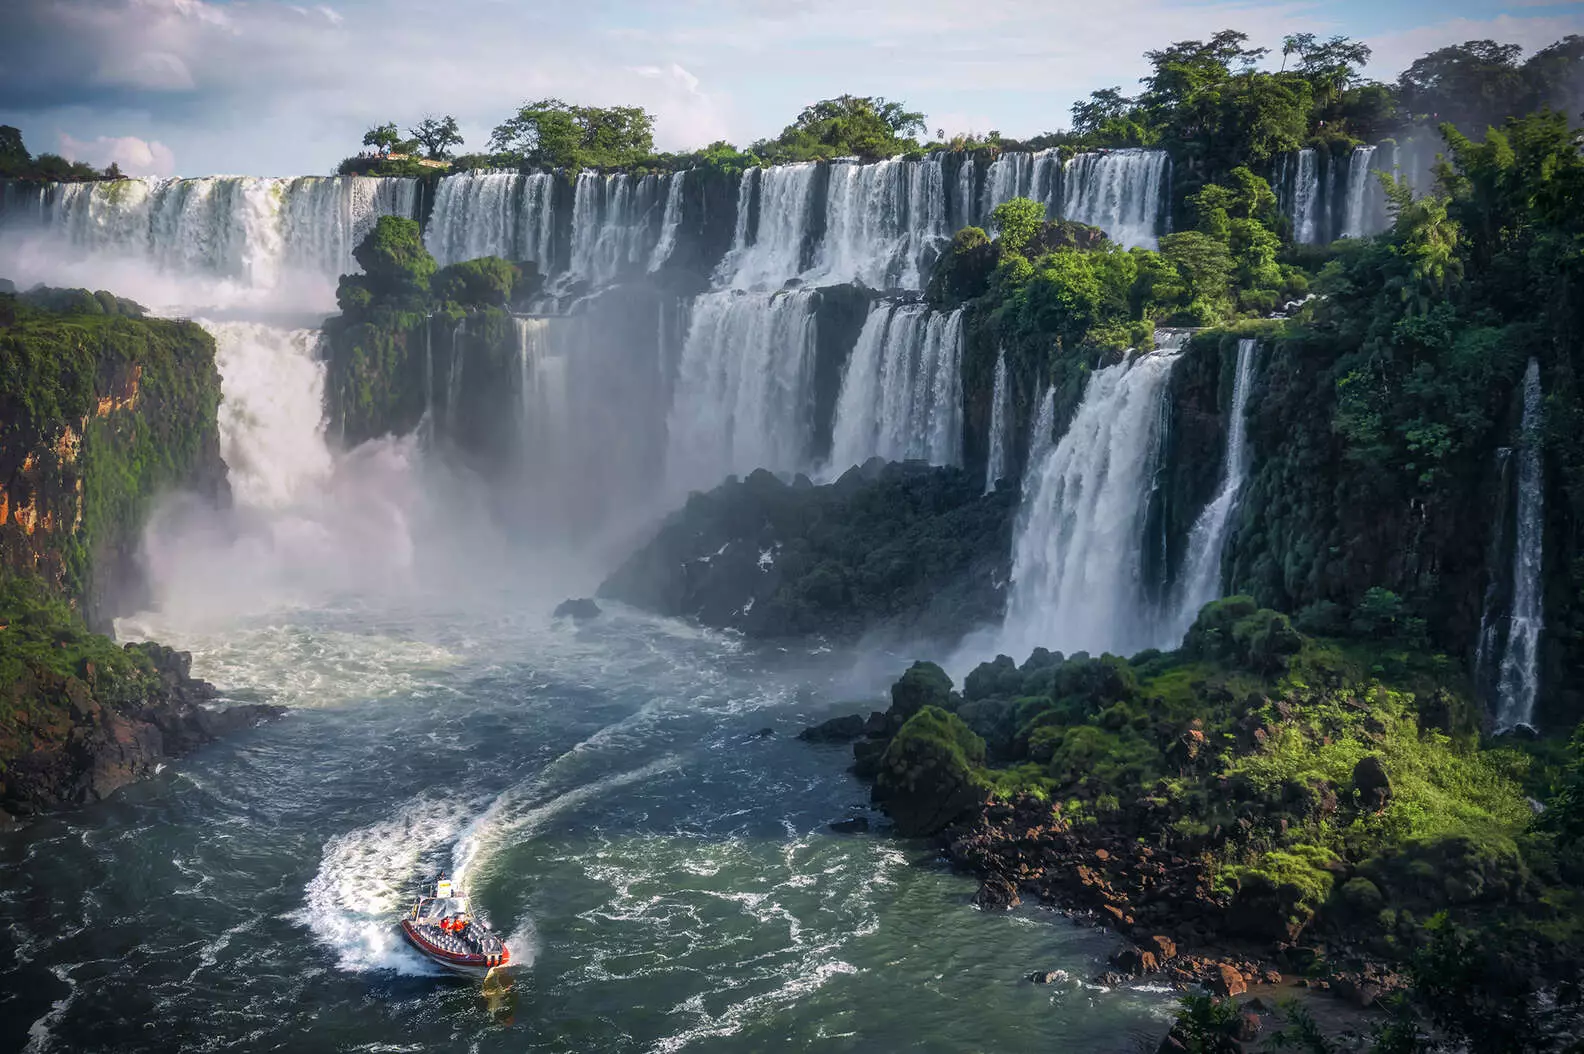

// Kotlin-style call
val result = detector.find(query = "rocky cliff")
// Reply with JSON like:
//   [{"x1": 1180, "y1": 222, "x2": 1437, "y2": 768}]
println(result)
[{"x1": 0, "y1": 287, "x2": 229, "y2": 630}]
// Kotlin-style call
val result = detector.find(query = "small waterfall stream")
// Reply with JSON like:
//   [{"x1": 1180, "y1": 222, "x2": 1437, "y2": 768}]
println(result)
[
  {"x1": 984, "y1": 349, "x2": 1011, "y2": 493},
  {"x1": 1164, "y1": 338, "x2": 1258, "y2": 641},
  {"x1": 1495, "y1": 358, "x2": 1545, "y2": 730}
]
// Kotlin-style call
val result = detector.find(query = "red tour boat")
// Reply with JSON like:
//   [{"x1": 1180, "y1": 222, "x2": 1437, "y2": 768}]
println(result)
[{"x1": 400, "y1": 876, "x2": 511, "y2": 978}]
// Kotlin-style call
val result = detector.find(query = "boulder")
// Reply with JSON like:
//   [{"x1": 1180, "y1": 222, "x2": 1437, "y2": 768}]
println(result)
[
  {"x1": 1029, "y1": 969, "x2": 1068, "y2": 985},
  {"x1": 1352, "y1": 756, "x2": 1392, "y2": 810},
  {"x1": 973, "y1": 874, "x2": 1020, "y2": 910},
  {"x1": 872, "y1": 706, "x2": 987, "y2": 836},
  {"x1": 1111, "y1": 944, "x2": 1160, "y2": 975},
  {"x1": 1147, "y1": 935, "x2": 1178, "y2": 962},
  {"x1": 552, "y1": 597, "x2": 602, "y2": 621},
  {"x1": 1210, "y1": 962, "x2": 1248, "y2": 997}
]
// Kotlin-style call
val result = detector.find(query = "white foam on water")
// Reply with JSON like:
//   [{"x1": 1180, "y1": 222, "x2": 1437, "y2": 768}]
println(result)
[{"x1": 294, "y1": 794, "x2": 477, "y2": 975}]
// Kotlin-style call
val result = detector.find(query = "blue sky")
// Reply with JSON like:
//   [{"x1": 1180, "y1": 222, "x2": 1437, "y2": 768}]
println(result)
[{"x1": 1, "y1": 0, "x2": 1580, "y2": 177}]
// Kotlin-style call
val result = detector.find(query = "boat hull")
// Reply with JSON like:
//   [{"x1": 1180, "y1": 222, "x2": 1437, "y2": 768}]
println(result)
[{"x1": 400, "y1": 919, "x2": 510, "y2": 978}]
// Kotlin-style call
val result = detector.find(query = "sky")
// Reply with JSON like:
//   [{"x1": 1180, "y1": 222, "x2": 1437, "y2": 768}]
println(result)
[{"x1": 1, "y1": 0, "x2": 1581, "y2": 178}]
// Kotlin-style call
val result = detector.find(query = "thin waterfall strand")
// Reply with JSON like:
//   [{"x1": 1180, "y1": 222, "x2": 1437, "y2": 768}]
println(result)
[{"x1": 1495, "y1": 358, "x2": 1545, "y2": 730}]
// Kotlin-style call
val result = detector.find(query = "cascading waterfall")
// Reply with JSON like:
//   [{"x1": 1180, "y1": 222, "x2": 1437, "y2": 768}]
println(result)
[
  {"x1": 814, "y1": 157, "x2": 949, "y2": 289},
  {"x1": 1289, "y1": 149, "x2": 1323, "y2": 245},
  {"x1": 1165, "y1": 338, "x2": 1258, "y2": 641},
  {"x1": 664, "y1": 288, "x2": 819, "y2": 494},
  {"x1": 568, "y1": 172, "x2": 667, "y2": 286},
  {"x1": 1002, "y1": 350, "x2": 1182, "y2": 659},
  {"x1": 5, "y1": 176, "x2": 417, "y2": 290},
  {"x1": 515, "y1": 316, "x2": 570, "y2": 482},
  {"x1": 716, "y1": 164, "x2": 819, "y2": 290},
  {"x1": 826, "y1": 303, "x2": 963, "y2": 473},
  {"x1": 648, "y1": 171, "x2": 686, "y2": 272},
  {"x1": 984, "y1": 349, "x2": 1011, "y2": 493},
  {"x1": 1340, "y1": 146, "x2": 1380, "y2": 240},
  {"x1": 1495, "y1": 358, "x2": 1546, "y2": 731},
  {"x1": 202, "y1": 321, "x2": 334, "y2": 509},
  {"x1": 425, "y1": 172, "x2": 555, "y2": 268},
  {"x1": 981, "y1": 149, "x2": 1062, "y2": 221},
  {"x1": 1061, "y1": 150, "x2": 1169, "y2": 249},
  {"x1": 446, "y1": 318, "x2": 466, "y2": 434}
]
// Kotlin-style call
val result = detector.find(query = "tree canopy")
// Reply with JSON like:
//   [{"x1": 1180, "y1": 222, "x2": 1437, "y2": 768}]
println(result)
[
  {"x1": 488, "y1": 99, "x2": 654, "y2": 169},
  {"x1": 756, "y1": 94, "x2": 927, "y2": 163},
  {"x1": 408, "y1": 115, "x2": 464, "y2": 161}
]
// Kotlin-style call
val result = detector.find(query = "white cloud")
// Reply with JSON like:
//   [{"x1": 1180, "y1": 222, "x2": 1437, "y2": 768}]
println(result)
[
  {"x1": 58, "y1": 133, "x2": 178, "y2": 176},
  {"x1": 4, "y1": 0, "x2": 1580, "y2": 174}
]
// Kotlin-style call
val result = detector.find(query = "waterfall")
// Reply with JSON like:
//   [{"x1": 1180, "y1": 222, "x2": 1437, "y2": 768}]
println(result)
[
  {"x1": 446, "y1": 318, "x2": 465, "y2": 434},
  {"x1": 1002, "y1": 350, "x2": 1182, "y2": 658},
  {"x1": 514, "y1": 316, "x2": 570, "y2": 483},
  {"x1": 425, "y1": 172, "x2": 555, "y2": 268},
  {"x1": 568, "y1": 172, "x2": 666, "y2": 285},
  {"x1": 1289, "y1": 149, "x2": 1323, "y2": 244},
  {"x1": 1340, "y1": 146, "x2": 1379, "y2": 240},
  {"x1": 814, "y1": 157, "x2": 948, "y2": 290},
  {"x1": 1061, "y1": 150, "x2": 1169, "y2": 249},
  {"x1": 980, "y1": 151, "x2": 1034, "y2": 219},
  {"x1": 1165, "y1": 338, "x2": 1258, "y2": 641},
  {"x1": 715, "y1": 164, "x2": 819, "y2": 290},
  {"x1": 201, "y1": 321, "x2": 334, "y2": 510},
  {"x1": 980, "y1": 150, "x2": 1062, "y2": 220},
  {"x1": 1495, "y1": 358, "x2": 1545, "y2": 731},
  {"x1": 664, "y1": 288, "x2": 819, "y2": 493},
  {"x1": 1027, "y1": 384, "x2": 1056, "y2": 469},
  {"x1": 955, "y1": 154, "x2": 978, "y2": 229},
  {"x1": 4, "y1": 176, "x2": 417, "y2": 296},
  {"x1": 648, "y1": 171, "x2": 686, "y2": 272},
  {"x1": 984, "y1": 349, "x2": 1010, "y2": 493},
  {"x1": 826, "y1": 303, "x2": 963, "y2": 473}
]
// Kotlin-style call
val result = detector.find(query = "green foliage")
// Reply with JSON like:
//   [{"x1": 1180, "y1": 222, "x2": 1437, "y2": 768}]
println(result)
[
  {"x1": 875, "y1": 705, "x2": 989, "y2": 836},
  {"x1": 408, "y1": 115, "x2": 463, "y2": 160},
  {"x1": 756, "y1": 94, "x2": 925, "y2": 163},
  {"x1": 0, "y1": 574, "x2": 153, "y2": 698},
  {"x1": 350, "y1": 216, "x2": 434, "y2": 306},
  {"x1": 361, "y1": 122, "x2": 412, "y2": 155},
  {"x1": 488, "y1": 99, "x2": 654, "y2": 169},
  {"x1": 431, "y1": 257, "x2": 517, "y2": 309},
  {"x1": 990, "y1": 198, "x2": 1046, "y2": 255}
]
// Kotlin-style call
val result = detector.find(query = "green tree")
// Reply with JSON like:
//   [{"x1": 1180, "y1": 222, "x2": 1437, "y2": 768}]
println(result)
[
  {"x1": 991, "y1": 197, "x2": 1046, "y2": 255},
  {"x1": 362, "y1": 122, "x2": 405, "y2": 155},
  {"x1": 0, "y1": 125, "x2": 27, "y2": 172},
  {"x1": 408, "y1": 115, "x2": 463, "y2": 160},
  {"x1": 1396, "y1": 40, "x2": 1526, "y2": 132},
  {"x1": 489, "y1": 99, "x2": 654, "y2": 169},
  {"x1": 758, "y1": 94, "x2": 926, "y2": 162},
  {"x1": 1281, "y1": 33, "x2": 1372, "y2": 111}
]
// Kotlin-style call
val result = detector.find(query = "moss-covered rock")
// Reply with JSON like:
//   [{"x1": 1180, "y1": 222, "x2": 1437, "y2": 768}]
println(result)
[{"x1": 873, "y1": 705, "x2": 988, "y2": 836}]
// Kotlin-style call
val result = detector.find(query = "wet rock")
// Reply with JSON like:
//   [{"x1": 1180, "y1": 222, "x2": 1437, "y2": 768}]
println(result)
[
  {"x1": 973, "y1": 874, "x2": 1020, "y2": 910},
  {"x1": 797, "y1": 714, "x2": 866, "y2": 743},
  {"x1": 1029, "y1": 969, "x2": 1068, "y2": 985},
  {"x1": 1111, "y1": 944, "x2": 1160, "y2": 975},
  {"x1": 552, "y1": 597, "x2": 602, "y2": 621},
  {"x1": 828, "y1": 817, "x2": 869, "y2": 834},
  {"x1": 1234, "y1": 1010, "x2": 1262, "y2": 1041},
  {"x1": 1211, "y1": 962, "x2": 1248, "y2": 997},
  {"x1": 1147, "y1": 935, "x2": 1178, "y2": 962}
]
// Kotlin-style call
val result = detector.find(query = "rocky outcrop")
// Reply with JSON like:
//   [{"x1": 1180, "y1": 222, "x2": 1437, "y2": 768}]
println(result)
[
  {"x1": 599, "y1": 460, "x2": 1016, "y2": 645},
  {"x1": 0, "y1": 639, "x2": 281, "y2": 819}
]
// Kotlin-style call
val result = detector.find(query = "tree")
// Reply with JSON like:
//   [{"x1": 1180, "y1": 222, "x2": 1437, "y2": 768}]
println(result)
[
  {"x1": 990, "y1": 197, "x2": 1046, "y2": 255},
  {"x1": 758, "y1": 94, "x2": 926, "y2": 162},
  {"x1": 489, "y1": 99, "x2": 654, "y2": 169},
  {"x1": 1071, "y1": 88, "x2": 1133, "y2": 135},
  {"x1": 362, "y1": 122, "x2": 404, "y2": 155},
  {"x1": 1282, "y1": 33, "x2": 1372, "y2": 110},
  {"x1": 408, "y1": 115, "x2": 463, "y2": 161},
  {"x1": 0, "y1": 125, "x2": 26, "y2": 168},
  {"x1": 103, "y1": 162, "x2": 124, "y2": 180},
  {"x1": 1396, "y1": 41, "x2": 1525, "y2": 132}
]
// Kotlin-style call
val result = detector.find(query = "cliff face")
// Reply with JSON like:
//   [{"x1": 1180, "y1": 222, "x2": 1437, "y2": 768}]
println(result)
[{"x1": 0, "y1": 291, "x2": 229, "y2": 630}]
